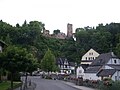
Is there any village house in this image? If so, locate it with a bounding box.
[76,48,100,78]
[81,48,100,65]
[56,58,75,75]
[84,52,120,81]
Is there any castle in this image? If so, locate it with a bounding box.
[43,23,73,39]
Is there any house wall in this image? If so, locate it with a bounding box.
[107,58,120,64]
[84,73,101,80]
[58,61,75,75]
[76,66,85,78]
[81,49,99,64]
[112,71,120,81]
[0,45,2,52]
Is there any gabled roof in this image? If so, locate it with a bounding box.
[90,52,118,66]
[56,58,69,65]
[56,58,65,65]
[81,64,89,71]
[84,66,101,73]
[69,62,75,66]
[81,48,99,60]
[97,69,116,77]
[107,64,120,70]
[56,58,75,67]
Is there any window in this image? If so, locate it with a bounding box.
[89,53,91,55]
[114,60,117,64]
[93,57,94,60]
[86,57,87,60]
[65,65,67,68]
[89,52,93,55]
[89,57,90,60]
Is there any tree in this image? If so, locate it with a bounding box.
[0,46,38,90]
[41,49,57,73]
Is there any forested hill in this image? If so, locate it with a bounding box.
[0,20,120,63]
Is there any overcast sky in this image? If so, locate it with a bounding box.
[0,0,120,34]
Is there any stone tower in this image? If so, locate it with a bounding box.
[67,23,73,38]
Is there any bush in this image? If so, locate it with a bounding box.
[99,78,120,90]
[7,72,21,81]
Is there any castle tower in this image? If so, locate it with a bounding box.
[67,23,73,38]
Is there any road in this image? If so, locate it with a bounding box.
[30,76,80,90]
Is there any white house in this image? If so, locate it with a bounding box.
[81,48,99,65]
[56,58,75,75]
[84,52,120,81]
[76,49,99,78]
[76,66,85,78]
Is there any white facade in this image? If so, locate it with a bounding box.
[76,66,84,78]
[101,65,120,81]
[107,58,120,64]
[0,45,2,52]
[84,73,101,80]
[81,48,99,64]
[112,71,120,81]
[58,59,75,75]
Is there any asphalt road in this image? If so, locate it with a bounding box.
[30,76,79,90]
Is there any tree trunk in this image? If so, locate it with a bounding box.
[11,72,13,90]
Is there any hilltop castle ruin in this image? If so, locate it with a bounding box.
[43,23,73,39]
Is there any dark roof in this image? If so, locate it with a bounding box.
[97,69,116,77]
[56,58,68,65]
[81,64,89,71]
[56,58,75,67]
[107,64,120,70]
[56,58,66,65]
[91,52,118,66]
[84,66,101,73]
[69,62,75,66]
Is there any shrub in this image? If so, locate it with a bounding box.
[99,78,120,90]
[7,72,21,81]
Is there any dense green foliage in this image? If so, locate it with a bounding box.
[99,79,120,90]
[0,81,21,90]
[1,20,120,64]
[75,23,120,57]
[41,49,57,72]
[0,45,37,90]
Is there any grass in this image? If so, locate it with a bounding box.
[0,81,21,90]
